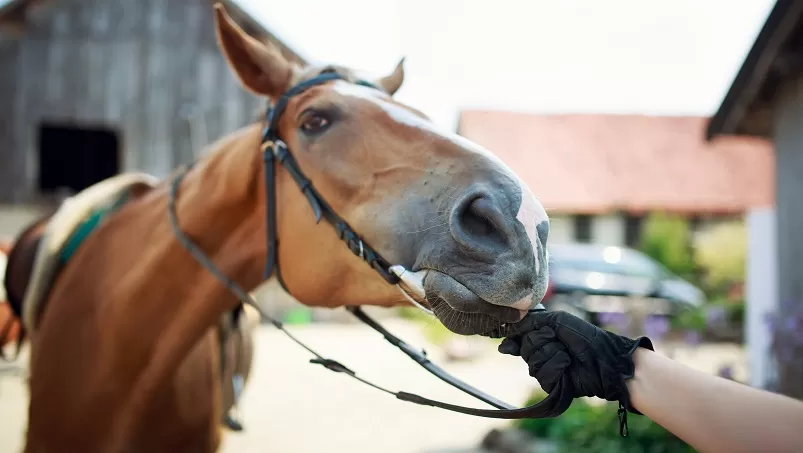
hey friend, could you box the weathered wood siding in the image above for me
[0,0,299,204]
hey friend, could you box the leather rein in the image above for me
[167,71,574,419]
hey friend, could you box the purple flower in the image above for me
[764,312,777,333]
[598,312,632,336]
[717,365,734,380]
[705,305,727,327]
[777,343,797,364]
[643,315,670,341]
[683,330,701,346]
[596,312,616,326]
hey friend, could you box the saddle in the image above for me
[3,172,256,428]
[18,173,161,334]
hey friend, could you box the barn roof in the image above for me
[0,0,310,64]
[458,111,775,215]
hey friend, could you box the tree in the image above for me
[638,212,695,279]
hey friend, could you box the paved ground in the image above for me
[0,319,746,453]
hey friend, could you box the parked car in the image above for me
[542,243,705,323]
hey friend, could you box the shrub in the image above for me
[692,220,746,296]
[639,212,695,280]
[516,391,696,453]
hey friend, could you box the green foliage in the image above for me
[725,299,745,324]
[516,391,696,453]
[639,212,695,280]
[671,305,707,333]
[707,297,746,327]
[692,220,746,296]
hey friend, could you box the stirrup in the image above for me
[223,412,244,432]
[223,374,246,431]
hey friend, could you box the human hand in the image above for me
[499,310,653,413]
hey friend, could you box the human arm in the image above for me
[499,310,803,453]
[627,346,803,453]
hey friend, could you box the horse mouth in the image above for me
[420,269,531,336]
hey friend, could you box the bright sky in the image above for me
[235,0,776,130]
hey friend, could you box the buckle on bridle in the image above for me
[260,139,288,158]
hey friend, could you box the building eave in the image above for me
[706,0,803,141]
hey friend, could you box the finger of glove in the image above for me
[530,346,571,394]
[504,311,555,336]
[548,311,599,344]
[519,326,557,360]
[498,337,522,356]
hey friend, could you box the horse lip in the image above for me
[422,270,524,323]
[509,294,536,311]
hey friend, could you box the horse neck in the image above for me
[97,122,269,370]
[88,123,269,442]
[165,122,268,312]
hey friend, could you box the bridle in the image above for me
[167,71,574,419]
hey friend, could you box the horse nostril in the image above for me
[452,195,510,251]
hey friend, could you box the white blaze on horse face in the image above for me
[331,81,550,277]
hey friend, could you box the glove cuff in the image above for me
[615,335,654,437]
[621,336,653,415]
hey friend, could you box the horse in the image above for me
[2,3,551,452]
[2,219,259,431]
[0,240,23,356]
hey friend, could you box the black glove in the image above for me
[499,310,654,436]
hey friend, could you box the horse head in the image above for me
[214,4,549,336]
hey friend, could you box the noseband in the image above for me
[168,71,574,420]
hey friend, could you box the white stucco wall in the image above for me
[547,213,626,246]
[591,214,625,246]
[545,215,574,245]
[745,207,778,389]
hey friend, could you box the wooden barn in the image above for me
[0,0,306,219]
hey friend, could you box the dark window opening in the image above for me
[573,214,592,243]
[689,215,703,232]
[624,214,644,248]
[37,123,120,195]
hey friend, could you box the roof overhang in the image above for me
[706,0,803,141]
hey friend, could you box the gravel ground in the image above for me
[0,319,746,453]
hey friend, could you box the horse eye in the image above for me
[300,113,331,135]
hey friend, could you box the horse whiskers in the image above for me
[400,223,450,234]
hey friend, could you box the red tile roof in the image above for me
[457,111,775,215]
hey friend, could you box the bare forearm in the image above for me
[626,348,803,453]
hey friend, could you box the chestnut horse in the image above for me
[0,240,23,355]
[3,3,550,452]
[3,221,258,430]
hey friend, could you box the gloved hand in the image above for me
[498,310,654,435]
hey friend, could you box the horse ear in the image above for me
[213,3,296,98]
[377,57,405,95]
